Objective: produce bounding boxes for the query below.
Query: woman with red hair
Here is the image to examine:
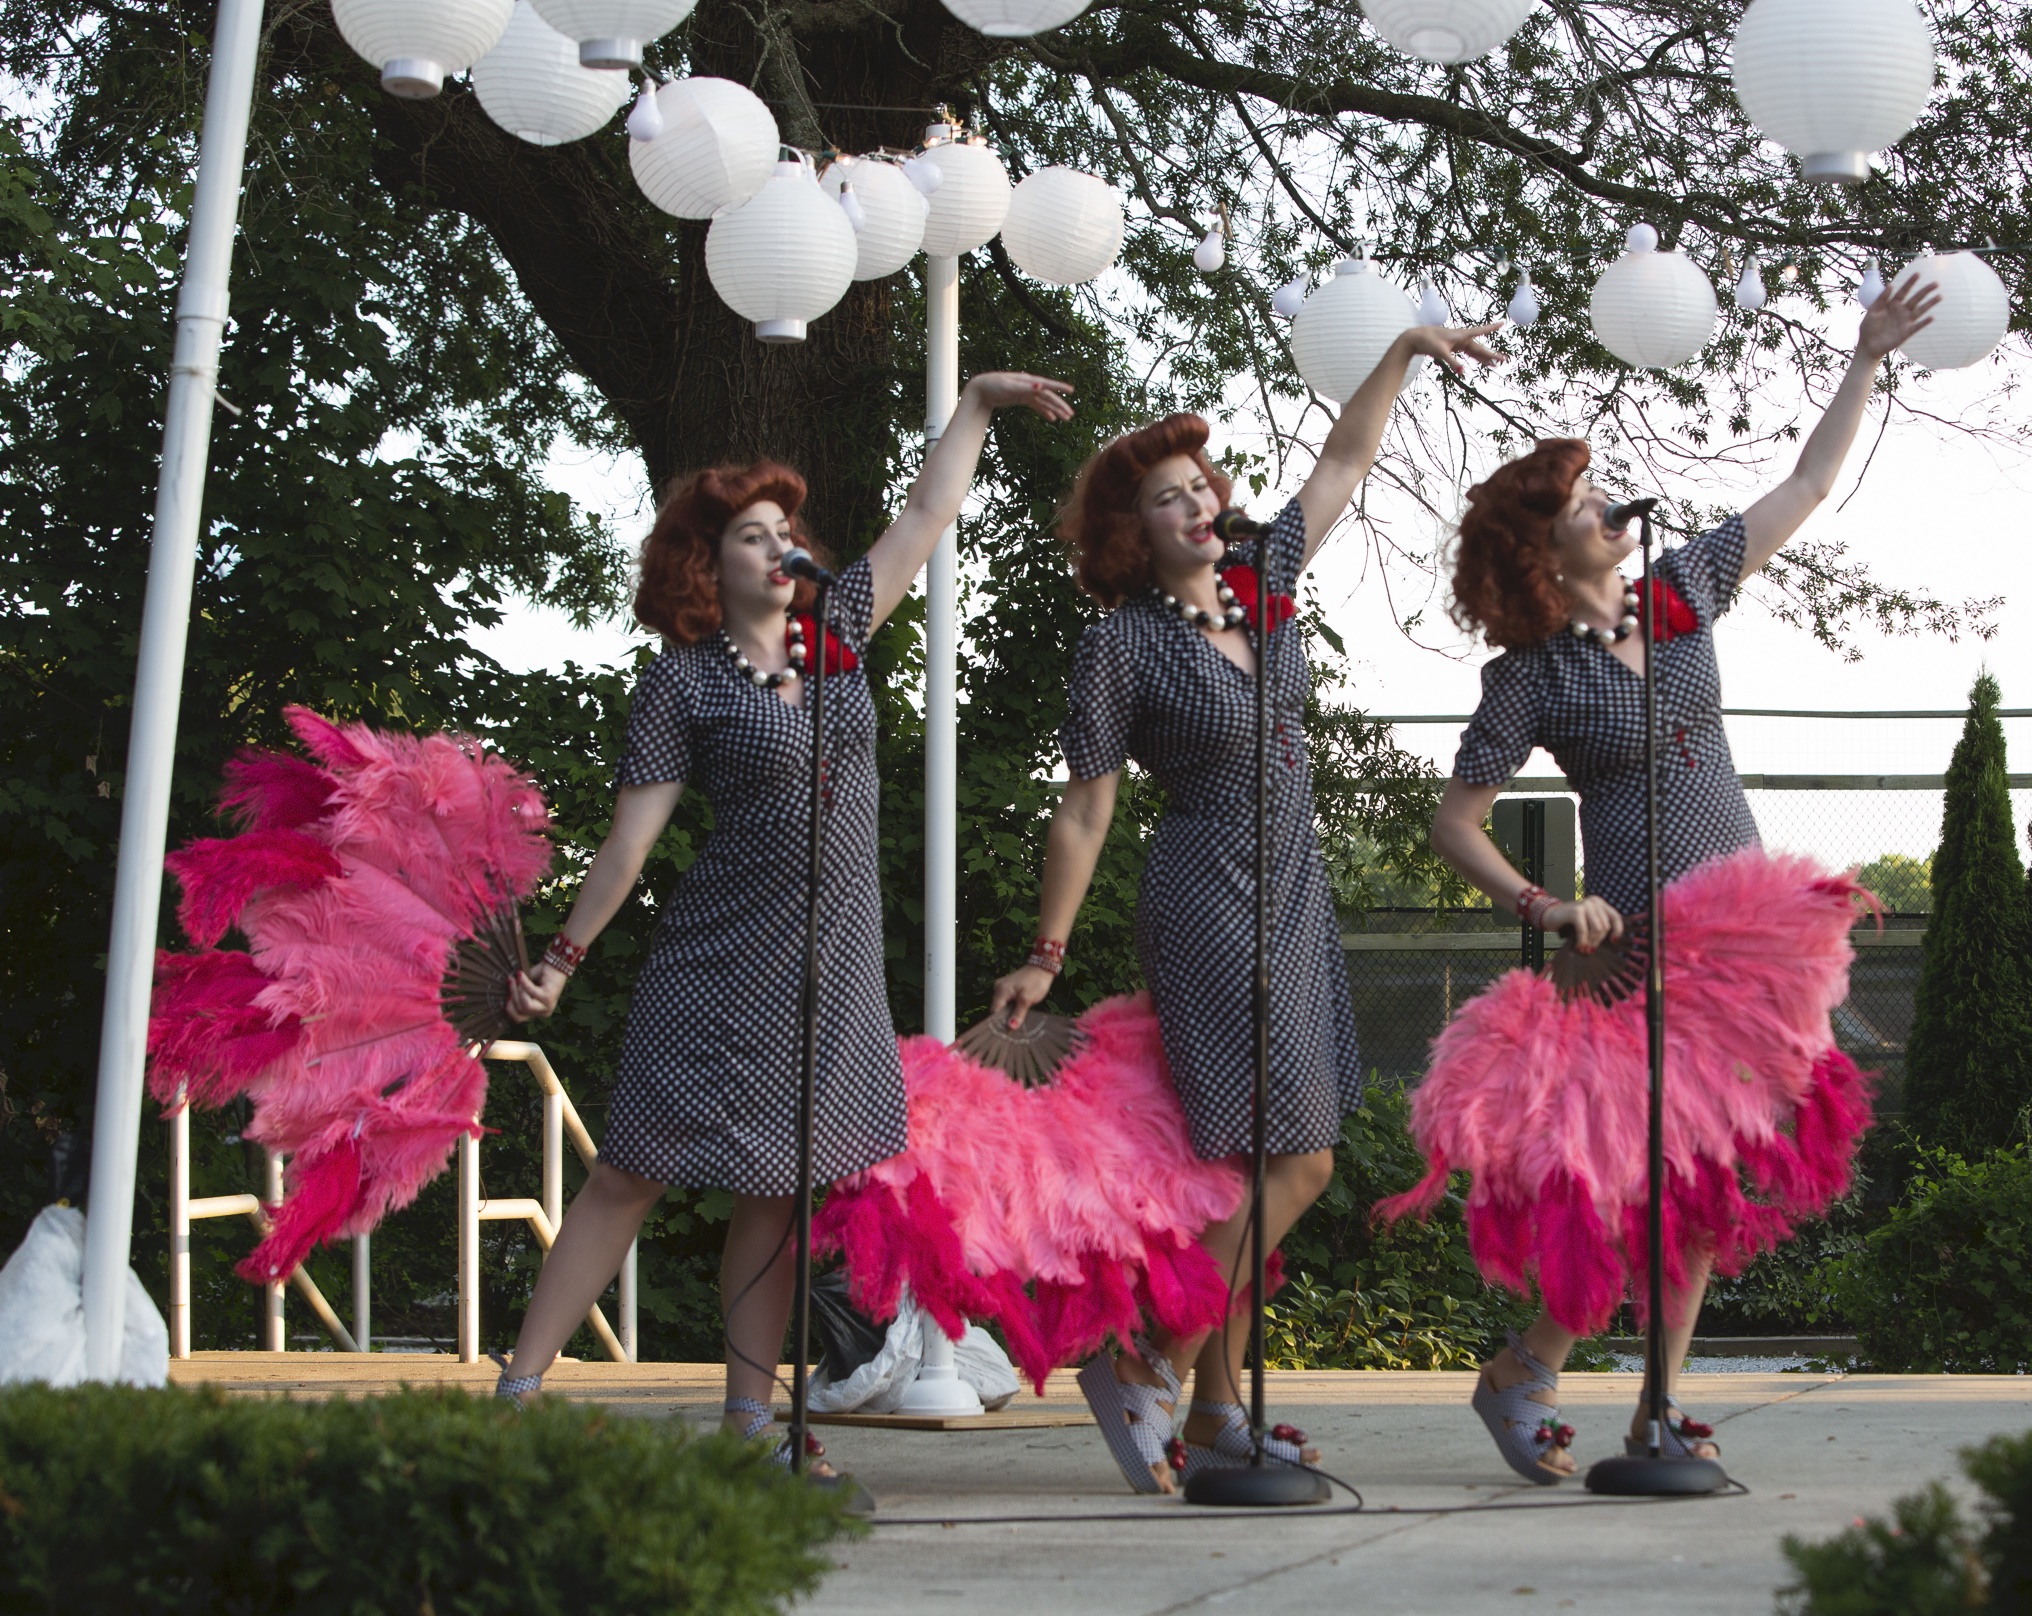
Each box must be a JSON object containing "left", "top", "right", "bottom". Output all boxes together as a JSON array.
[
  {"left": 1398, "top": 277, "right": 1939, "bottom": 1484},
  {"left": 991, "top": 321, "right": 1501, "bottom": 1492},
  {"left": 490, "top": 372, "right": 1074, "bottom": 1475}
]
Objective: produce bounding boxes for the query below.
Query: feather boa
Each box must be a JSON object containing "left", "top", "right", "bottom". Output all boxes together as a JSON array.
[{"left": 1376, "top": 846, "right": 1875, "bottom": 1332}]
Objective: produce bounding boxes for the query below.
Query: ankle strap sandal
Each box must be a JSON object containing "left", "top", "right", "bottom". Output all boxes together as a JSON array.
[
  {"left": 489, "top": 1350, "right": 543, "bottom": 1406},
  {"left": 726, "top": 1397, "right": 825, "bottom": 1469}
]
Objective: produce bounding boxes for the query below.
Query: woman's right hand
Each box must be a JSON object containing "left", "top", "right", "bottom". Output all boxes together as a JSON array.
[
  {"left": 506, "top": 962, "right": 567, "bottom": 1023},
  {"left": 1543, "top": 896, "right": 1624, "bottom": 953},
  {"left": 989, "top": 964, "right": 1057, "bottom": 1030}
]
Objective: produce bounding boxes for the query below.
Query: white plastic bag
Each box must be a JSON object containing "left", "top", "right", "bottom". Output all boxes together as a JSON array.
[
  {"left": 807, "top": 1287, "right": 1020, "bottom": 1414},
  {"left": 0, "top": 1205, "right": 169, "bottom": 1387}
]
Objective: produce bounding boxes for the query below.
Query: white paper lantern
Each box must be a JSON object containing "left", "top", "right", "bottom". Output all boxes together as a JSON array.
[
  {"left": 1589, "top": 224, "right": 1718, "bottom": 370},
  {"left": 629, "top": 77, "right": 779, "bottom": 220},
  {"left": 1000, "top": 168, "right": 1124, "bottom": 286},
  {"left": 706, "top": 160, "right": 859, "bottom": 343},
  {"left": 527, "top": 0, "right": 697, "bottom": 68},
  {"left": 331, "top": 0, "right": 514, "bottom": 98},
  {"left": 1731, "top": 0, "right": 1934, "bottom": 185},
  {"left": 917, "top": 136, "right": 1010, "bottom": 258},
  {"left": 472, "top": 2, "right": 630, "bottom": 144},
  {"left": 819, "top": 157, "right": 928, "bottom": 281},
  {"left": 1358, "top": 0, "right": 1535, "bottom": 63},
  {"left": 1289, "top": 257, "right": 1416, "bottom": 402},
  {"left": 936, "top": 0, "right": 1091, "bottom": 37},
  {"left": 1891, "top": 252, "right": 2011, "bottom": 370}
]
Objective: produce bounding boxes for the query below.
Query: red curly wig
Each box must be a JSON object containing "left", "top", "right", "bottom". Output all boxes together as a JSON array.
[
  {"left": 634, "top": 460, "right": 830, "bottom": 645},
  {"left": 1060, "top": 413, "right": 1233, "bottom": 608},
  {"left": 1450, "top": 438, "right": 1592, "bottom": 650}
]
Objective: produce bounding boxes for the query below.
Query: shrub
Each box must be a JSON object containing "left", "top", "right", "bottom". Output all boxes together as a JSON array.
[
  {"left": 1779, "top": 1431, "right": 2032, "bottom": 1613},
  {"left": 1835, "top": 1147, "right": 2032, "bottom": 1373},
  {"left": 0, "top": 1383, "right": 855, "bottom": 1615}
]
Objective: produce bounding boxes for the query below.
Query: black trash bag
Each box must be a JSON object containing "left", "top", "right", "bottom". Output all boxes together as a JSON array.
[{"left": 808, "top": 1269, "right": 890, "bottom": 1383}]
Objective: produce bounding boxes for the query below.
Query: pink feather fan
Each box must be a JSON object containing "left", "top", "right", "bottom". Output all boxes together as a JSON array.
[{"left": 148, "top": 707, "right": 553, "bottom": 1284}]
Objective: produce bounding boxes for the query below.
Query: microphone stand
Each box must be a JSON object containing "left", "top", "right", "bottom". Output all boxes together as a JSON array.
[
  {"left": 1584, "top": 506, "right": 1727, "bottom": 1498},
  {"left": 1184, "top": 529, "right": 1330, "bottom": 1510},
  {"left": 788, "top": 577, "right": 874, "bottom": 1513}
]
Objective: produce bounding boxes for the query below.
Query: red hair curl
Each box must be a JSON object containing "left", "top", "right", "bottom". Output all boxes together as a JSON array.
[
  {"left": 634, "top": 460, "right": 830, "bottom": 645},
  {"left": 1060, "top": 414, "right": 1233, "bottom": 608},
  {"left": 1450, "top": 438, "right": 1591, "bottom": 650}
]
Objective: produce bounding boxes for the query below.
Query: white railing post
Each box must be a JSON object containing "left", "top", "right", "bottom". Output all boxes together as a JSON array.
[
  {"left": 542, "top": 1088, "right": 564, "bottom": 1232},
  {"left": 620, "top": 1240, "right": 638, "bottom": 1363},
  {"left": 352, "top": 1233, "right": 370, "bottom": 1352},
  {"left": 261, "top": 1150, "right": 285, "bottom": 1351},
  {"left": 168, "top": 1100, "right": 190, "bottom": 1359},
  {"left": 457, "top": 1129, "right": 480, "bottom": 1363}
]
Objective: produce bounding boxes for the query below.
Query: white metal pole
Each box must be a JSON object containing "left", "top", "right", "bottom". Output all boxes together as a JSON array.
[
  {"left": 458, "top": 1131, "right": 480, "bottom": 1363},
  {"left": 924, "top": 251, "right": 960, "bottom": 1045},
  {"left": 620, "top": 1239, "right": 639, "bottom": 1363},
  {"left": 262, "top": 1151, "right": 285, "bottom": 1351},
  {"left": 352, "top": 1233, "right": 370, "bottom": 1352},
  {"left": 542, "top": 1089, "right": 564, "bottom": 1232},
  {"left": 168, "top": 1102, "right": 190, "bottom": 1359},
  {"left": 80, "top": 0, "right": 266, "bottom": 1382}
]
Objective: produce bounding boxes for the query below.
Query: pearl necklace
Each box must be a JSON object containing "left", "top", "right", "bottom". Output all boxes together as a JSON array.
[
  {"left": 1568, "top": 580, "right": 1641, "bottom": 647},
  {"left": 1158, "top": 577, "right": 1247, "bottom": 632},
  {"left": 724, "top": 618, "right": 806, "bottom": 688}
]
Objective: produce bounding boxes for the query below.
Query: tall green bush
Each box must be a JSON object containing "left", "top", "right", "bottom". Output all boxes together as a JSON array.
[
  {"left": 1906, "top": 674, "right": 2032, "bottom": 1158},
  {"left": 0, "top": 1384, "right": 854, "bottom": 1615}
]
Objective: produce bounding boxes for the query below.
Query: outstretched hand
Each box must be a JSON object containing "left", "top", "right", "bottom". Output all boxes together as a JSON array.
[
  {"left": 1858, "top": 275, "right": 1940, "bottom": 362},
  {"left": 1404, "top": 321, "right": 1507, "bottom": 378},
  {"left": 962, "top": 371, "right": 1076, "bottom": 421}
]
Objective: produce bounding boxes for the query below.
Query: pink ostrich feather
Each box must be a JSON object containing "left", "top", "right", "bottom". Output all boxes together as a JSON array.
[
  {"left": 817, "top": 993, "right": 1260, "bottom": 1392},
  {"left": 148, "top": 705, "right": 552, "bottom": 1283},
  {"left": 1377, "top": 846, "right": 1877, "bottom": 1334}
]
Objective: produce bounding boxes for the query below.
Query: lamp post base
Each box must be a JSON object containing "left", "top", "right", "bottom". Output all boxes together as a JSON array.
[
  {"left": 1184, "top": 1463, "right": 1332, "bottom": 1508},
  {"left": 1584, "top": 1454, "right": 1730, "bottom": 1496}
]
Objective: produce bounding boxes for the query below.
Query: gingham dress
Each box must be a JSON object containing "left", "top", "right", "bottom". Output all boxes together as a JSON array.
[
  {"left": 1452, "top": 516, "right": 1760, "bottom": 914},
  {"left": 600, "top": 557, "right": 907, "bottom": 1194},
  {"left": 1060, "top": 497, "right": 1363, "bottom": 1160}
]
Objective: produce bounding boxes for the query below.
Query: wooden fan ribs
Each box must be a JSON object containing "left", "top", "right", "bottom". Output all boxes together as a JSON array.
[
  {"left": 443, "top": 902, "right": 530, "bottom": 1046},
  {"left": 954, "top": 1010, "right": 1085, "bottom": 1086}
]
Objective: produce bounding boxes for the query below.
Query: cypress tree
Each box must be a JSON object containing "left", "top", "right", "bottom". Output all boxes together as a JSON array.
[{"left": 1906, "top": 674, "right": 2032, "bottom": 1156}]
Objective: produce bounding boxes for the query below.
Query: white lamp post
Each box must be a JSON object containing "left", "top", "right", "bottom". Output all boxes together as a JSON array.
[
  {"left": 704, "top": 159, "right": 859, "bottom": 343},
  {"left": 473, "top": 0, "right": 632, "bottom": 145},
  {"left": 1730, "top": 0, "right": 1935, "bottom": 185},
  {"left": 629, "top": 77, "right": 780, "bottom": 219},
  {"left": 83, "top": 0, "right": 267, "bottom": 1380},
  {"left": 1588, "top": 223, "right": 1718, "bottom": 370},
  {"left": 527, "top": 0, "right": 699, "bottom": 69},
  {"left": 1358, "top": 0, "right": 1535, "bottom": 63},
  {"left": 1892, "top": 252, "right": 2011, "bottom": 370},
  {"left": 331, "top": 0, "right": 515, "bottom": 98},
  {"left": 1289, "top": 255, "right": 1415, "bottom": 401}
]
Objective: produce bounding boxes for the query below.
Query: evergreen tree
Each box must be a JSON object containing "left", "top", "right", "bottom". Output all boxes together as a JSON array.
[{"left": 1907, "top": 674, "right": 2032, "bottom": 1157}]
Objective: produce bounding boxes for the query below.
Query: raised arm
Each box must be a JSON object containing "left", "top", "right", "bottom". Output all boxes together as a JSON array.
[
  {"left": 1430, "top": 777, "right": 1623, "bottom": 951},
  {"left": 1294, "top": 323, "right": 1505, "bottom": 566},
  {"left": 1736, "top": 276, "right": 1940, "bottom": 581},
  {"left": 988, "top": 771, "right": 1119, "bottom": 1027},
  {"left": 863, "top": 371, "right": 1075, "bottom": 629}
]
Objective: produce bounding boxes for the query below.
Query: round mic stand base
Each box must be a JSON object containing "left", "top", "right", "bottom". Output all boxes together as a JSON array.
[
  {"left": 1184, "top": 1462, "right": 1332, "bottom": 1508},
  {"left": 1584, "top": 1454, "right": 1729, "bottom": 1496},
  {"left": 805, "top": 1471, "right": 878, "bottom": 1516}
]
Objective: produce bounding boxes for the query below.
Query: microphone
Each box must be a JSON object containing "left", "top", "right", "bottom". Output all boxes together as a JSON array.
[
  {"left": 780, "top": 548, "right": 834, "bottom": 586},
  {"left": 1211, "top": 508, "right": 1267, "bottom": 544},
  {"left": 1604, "top": 497, "right": 1658, "bottom": 532}
]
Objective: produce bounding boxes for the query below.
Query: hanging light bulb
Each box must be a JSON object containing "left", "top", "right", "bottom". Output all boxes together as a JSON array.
[
  {"left": 1192, "top": 226, "right": 1226, "bottom": 274},
  {"left": 902, "top": 154, "right": 945, "bottom": 197},
  {"left": 1734, "top": 253, "right": 1768, "bottom": 312},
  {"left": 472, "top": 0, "right": 631, "bottom": 144},
  {"left": 1271, "top": 274, "right": 1309, "bottom": 319},
  {"left": 1589, "top": 223, "right": 1719, "bottom": 369},
  {"left": 835, "top": 182, "right": 868, "bottom": 233},
  {"left": 1506, "top": 268, "right": 1540, "bottom": 327},
  {"left": 1416, "top": 278, "right": 1451, "bottom": 326},
  {"left": 331, "top": 0, "right": 515, "bottom": 99},
  {"left": 1857, "top": 258, "right": 1887, "bottom": 308},
  {"left": 625, "top": 76, "right": 665, "bottom": 140}
]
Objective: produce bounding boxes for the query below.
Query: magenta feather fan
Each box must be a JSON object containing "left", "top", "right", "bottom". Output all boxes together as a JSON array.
[{"left": 147, "top": 706, "right": 553, "bottom": 1285}]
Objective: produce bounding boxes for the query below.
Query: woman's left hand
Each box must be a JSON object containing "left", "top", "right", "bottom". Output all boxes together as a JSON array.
[
  {"left": 962, "top": 372, "right": 1077, "bottom": 420},
  {"left": 1403, "top": 322, "right": 1507, "bottom": 378},
  {"left": 1857, "top": 274, "right": 1941, "bottom": 362}
]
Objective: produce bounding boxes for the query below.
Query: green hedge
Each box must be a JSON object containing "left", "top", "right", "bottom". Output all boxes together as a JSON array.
[
  {"left": 1781, "top": 1430, "right": 2032, "bottom": 1613},
  {"left": 0, "top": 1384, "right": 856, "bottom": 1615},
  {"left": 1837, "top": 1147, "right": 2032, "bottom": 1372}
]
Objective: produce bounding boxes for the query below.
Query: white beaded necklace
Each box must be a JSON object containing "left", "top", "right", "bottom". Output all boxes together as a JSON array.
[
  {"left": 724, "top": 618, "right": 807, "bottom": 687},
  {"left": 1157, "top": 576, "right": 1247, "bottom": 632},
  {"left": 1568, "top": 579, "right": 1641, "bottom": 648}
]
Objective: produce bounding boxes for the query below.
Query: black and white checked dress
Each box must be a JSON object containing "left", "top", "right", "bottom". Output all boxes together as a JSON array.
[
  {"left": 1060, "top": 497, "right": 1364, "bottom": 1161},
  {"left": 600, "top": 556, "right": 908, "bottom": 1194},
  {"left": 1453, "top": 516, "right": 1761, "bottom": 914}
]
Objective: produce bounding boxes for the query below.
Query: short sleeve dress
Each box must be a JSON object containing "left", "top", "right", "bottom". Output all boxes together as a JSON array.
[
  {"left": 1451, "top": 517, "right": 1759, "bottom": 913},
  {"left": 1060, "top": 497, "right": 1363, "bottom": 1161},
  {"left": 600, "top": 556, "right": 908, "bottom": 1194}
]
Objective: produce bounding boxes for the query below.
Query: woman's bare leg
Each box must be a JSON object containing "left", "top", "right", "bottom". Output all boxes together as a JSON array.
[
  {"left": 718, "top": 1193, "right": 798, "bottom": 1433},
  {"left": 1629, "top": 1253, "right": 1718, "bottom": 1456},
  {"left": 504, "top": 1161, "right": 665, "bottom": 1385}
]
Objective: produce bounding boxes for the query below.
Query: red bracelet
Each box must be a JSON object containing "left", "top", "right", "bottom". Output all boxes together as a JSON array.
[
  {"left": 1516, "top": 885, "right": 1560, "bottom": 931},
  {"left": 1025, "top": 936, "right": 1066, "bottom": 976},
  {"left": 540, "top": 934, "right": 588, "bottom": 978}
]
